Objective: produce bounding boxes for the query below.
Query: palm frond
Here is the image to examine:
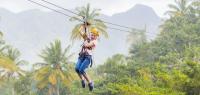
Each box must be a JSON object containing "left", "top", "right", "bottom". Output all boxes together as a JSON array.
[
  {"left": 6, "top": 47, "right": 21, "bottom": 61},
  {"left": 0, "top": 56, "right": 19, "bottom": 72},
  {"left": 69, "top": 16, "right": 82, "bottom": 22},
  {"left": 70, "top": 24, "right": 83, "bottom": 41},
  {"left": 33, "top": 62, "right": 48, "bottom": 69},
  {"left": 86, "top": 3, "right": 90, "bottom": 19},
  {"left": 94, "top": 25, "right": 109, "bottom": 38},
  {"left": 0, "top": 31, "right": 3, "bottom": 39},
  {"left": 168, "top": 4, "right": 181, "bottom": 12},
  {"left": 90, "top": 9, "right": 101, "bottom": 18},
  {"left": 70, "top": 3, "right": 108, "bottom": 41},
  {"left": 93, "top": 19, "right": 107, "bottom": 28},
  {"left": 16, "top": 60, "right": 28, "bottom": 66},
  {"left": 166, "top": 0, "right": 190, "bottom": 16}
]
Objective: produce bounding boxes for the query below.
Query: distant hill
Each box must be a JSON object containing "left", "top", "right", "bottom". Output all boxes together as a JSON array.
[{"left": 0, "top": 4, "right": 161, "bottom": 68}]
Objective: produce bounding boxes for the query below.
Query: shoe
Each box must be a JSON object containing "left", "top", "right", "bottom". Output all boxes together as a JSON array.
[
  {"left": 81, "top": 80, "right": 86, "bottom": 88},
  {"left": 88, "top": 81, "right": 94, "bottom": 91}
]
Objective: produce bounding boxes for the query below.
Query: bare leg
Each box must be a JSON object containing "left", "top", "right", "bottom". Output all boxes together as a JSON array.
[
  {"left": 77, "top": 73, "right": 85, "bottom": 80},
  {"left": 83, "top": 73, "right": 91, "bottom": 83},
  {"left": 83, "top": 73, "right": 94, "bottom": 91}
]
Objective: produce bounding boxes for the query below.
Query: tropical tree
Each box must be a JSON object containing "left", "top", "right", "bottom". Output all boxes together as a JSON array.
[
  {"left": 0, "top": 47, "right": 26, "bottom": 95},
  {"left": 33, "top": 40, "right": 75, "bottom": 95},
  {"left": 166, "top": 0, "right": 191, "bottom": 17},
  {"left": 14, "top": 72, "right": 34, "bottom": 95},
  {"left": 187, "top": 0, "right": 200, "bottom": 22},
  {"left": 70, "top": 4, "right": 108, "bottom": 41}
]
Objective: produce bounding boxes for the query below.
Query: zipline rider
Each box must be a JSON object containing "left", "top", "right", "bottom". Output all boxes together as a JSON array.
[{"left": 75, "top": 25, "right": 99, "bottom": 91}]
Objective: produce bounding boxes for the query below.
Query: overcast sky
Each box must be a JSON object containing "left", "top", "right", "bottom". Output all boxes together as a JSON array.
[{"left": 0, "top": 0, "right": 174, "bottom": 17}]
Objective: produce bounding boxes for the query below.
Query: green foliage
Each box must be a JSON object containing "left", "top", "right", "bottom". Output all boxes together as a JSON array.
[
  {"left": 70, "top": 3, "right": 108, "bottom": 41},
  {"left": 93, "top": 0, "right": 200, "bottom": 95},
  {"left": 33, "top": 40, "right": 76, "bottom": 95},
  {"left": 14, "top": 73, "right": 34, "bottom": 95},
  {"left": 0, "top": 0, "right": 200, "bottom": 95}
]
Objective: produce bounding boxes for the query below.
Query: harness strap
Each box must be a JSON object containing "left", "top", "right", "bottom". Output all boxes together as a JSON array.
[{"left": 90, "top": 57, "right": 93, "bottom": 67}]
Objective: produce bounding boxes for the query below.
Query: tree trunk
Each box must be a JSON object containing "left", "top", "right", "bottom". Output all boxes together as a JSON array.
[
  {"left": 56, "top": 85, "right": 60, "bottom": 95},
  {"left": 56, "top": 78, "right": 61, "bottom": 95},
  {"left": 12, "top": 87, "right": 15, "bottom": 95}
]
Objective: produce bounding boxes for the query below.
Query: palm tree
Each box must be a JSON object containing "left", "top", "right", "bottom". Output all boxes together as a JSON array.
[
  {"left": 0, "top": 47, "right": 26, "bottom": 95},
  {"left": 0, "top": 48, "right": 26, "bottom": 76},
  {"left": 34, "top": 40, "right": 75, "bottom": 95},
  {"left": 161, "top": 0, "right": 194, "bottom": 31},
  {"left": 166, "top": 0, "right": 190, "bottom": 17},
  {"left": 70, "top": 3, "right": 108, "bottom": 41},
  {"left": 188, "top": 0, "right": 200, "bottom": 19}
]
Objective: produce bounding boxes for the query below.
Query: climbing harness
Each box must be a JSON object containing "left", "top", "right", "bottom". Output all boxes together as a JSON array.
[{"left": 78, "top": 17, "right": 94, "bottom": 67}]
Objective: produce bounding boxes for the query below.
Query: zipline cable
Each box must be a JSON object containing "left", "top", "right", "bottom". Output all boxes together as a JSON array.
[
  {"left": 27, "top": 0, "right": 84, "bottom": 22},
  {"left": 40, "top": 0, "right": 138, "bottom": 30},
  {"left": 26, "top": 0, "right": 157, "bottom": 37},
  {"left": 27, "top": 0, "right": 71, "bottom": 18},
  {"left": 27, "top": 0, "right": 133, "bottom": 33},
  {"left": 41, "top": 0, "right": 81, "bottom": 17},
  {"left": 39, "top": 0, "right": 158, "bottom": 36}
]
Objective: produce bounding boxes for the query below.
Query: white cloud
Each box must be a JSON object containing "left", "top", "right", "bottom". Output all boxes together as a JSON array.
[{"left": 0, "top": 0, "right": 174, "bottom": 17}]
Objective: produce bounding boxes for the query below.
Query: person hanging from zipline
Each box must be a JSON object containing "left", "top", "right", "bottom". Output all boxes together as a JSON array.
[{"left": 75, "top": 23, "right": 99, "bottom": 91}]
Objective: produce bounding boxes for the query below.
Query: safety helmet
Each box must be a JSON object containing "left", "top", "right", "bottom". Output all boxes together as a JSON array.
[{"left": 90, "top": 27, "right": 99, "bottom": 36}]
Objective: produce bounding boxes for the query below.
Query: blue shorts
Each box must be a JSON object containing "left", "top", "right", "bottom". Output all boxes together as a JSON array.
[{"left": 75, "top": 55, "right": 92, "bottom": 75}]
